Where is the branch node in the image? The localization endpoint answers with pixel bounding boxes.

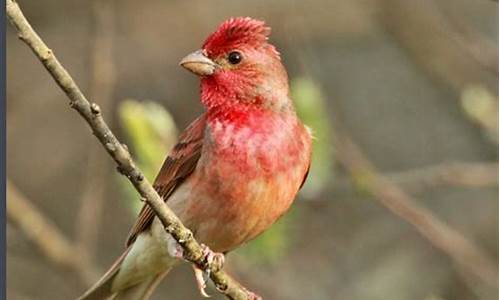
[135,173,144,182]
[214,280,228,293]
[178,230,193,244]
[105,142,116,152]
[116,165,126,175]
[164,223,177,234]
[41,49,53,61]
[90,103,101,114]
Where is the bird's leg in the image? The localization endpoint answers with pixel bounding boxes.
[168,238,213,297]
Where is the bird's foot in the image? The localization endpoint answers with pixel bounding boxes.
[245,290,263,300]
[190,244,225,298]
[192,265,211,298]
[167,238,184,259]
[200,244,225,272]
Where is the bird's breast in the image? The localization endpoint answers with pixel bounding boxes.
[175,113,311,252]
[204,112,306,176]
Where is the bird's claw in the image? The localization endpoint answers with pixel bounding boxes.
[193,265,211,298]
[245,291,263,300]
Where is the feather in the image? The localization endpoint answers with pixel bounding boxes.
[202,17,272,57]
[126,114,206,246]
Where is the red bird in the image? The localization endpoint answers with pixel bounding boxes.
[78,17,312,300]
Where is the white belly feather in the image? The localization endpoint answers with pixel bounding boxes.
[111,183,194,292]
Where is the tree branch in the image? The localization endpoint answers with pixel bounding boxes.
[7,180,100,286]
[323,161,498,198]
[386,161,498,191]
[334,132,498,287]
[378,0,498,142]
[6,1,254,299]
[75,0,117,263]
[379,0,498,92]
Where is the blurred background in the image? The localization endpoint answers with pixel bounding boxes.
[6,0,499,299]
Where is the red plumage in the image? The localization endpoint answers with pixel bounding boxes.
[78,17,312,300]
[202,17,273,57]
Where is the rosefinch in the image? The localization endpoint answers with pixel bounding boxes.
[78,17,312,300]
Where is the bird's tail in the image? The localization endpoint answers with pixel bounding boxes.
[76,248,172,300]
[111,270,170,300]
[76,248,129,300]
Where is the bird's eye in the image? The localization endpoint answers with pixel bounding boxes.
[227,51,242,65]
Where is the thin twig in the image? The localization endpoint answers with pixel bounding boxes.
[7,180,100,286]
[378,0,498,142]
[6,1,255,299]
[75,0,117,262]
[443,10,498,76]
[379,0,497,92]
[334,132,498,287]
[387,161,498,191]
[325,161,498,197]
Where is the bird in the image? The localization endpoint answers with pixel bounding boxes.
[77,17,312,300]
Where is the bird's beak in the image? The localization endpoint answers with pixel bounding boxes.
[179,50,217,77]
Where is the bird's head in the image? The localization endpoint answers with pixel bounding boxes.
[180,17,290,112]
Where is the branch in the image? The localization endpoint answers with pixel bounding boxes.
[379,0,497,92]
[7,180,100,286]
[334,132,498,287]
[386,161,498,191]
[6,1,254,299]
[325,161,498,197]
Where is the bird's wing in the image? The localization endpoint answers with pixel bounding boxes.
[126,114,207,246]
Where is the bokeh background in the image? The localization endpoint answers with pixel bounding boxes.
[6,0,499,299]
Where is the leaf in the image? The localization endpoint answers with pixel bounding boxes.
[291,77,335,198]
[117,99,178,213]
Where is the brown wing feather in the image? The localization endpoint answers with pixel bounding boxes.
[299,163,310,190]
[126,114,207,246]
